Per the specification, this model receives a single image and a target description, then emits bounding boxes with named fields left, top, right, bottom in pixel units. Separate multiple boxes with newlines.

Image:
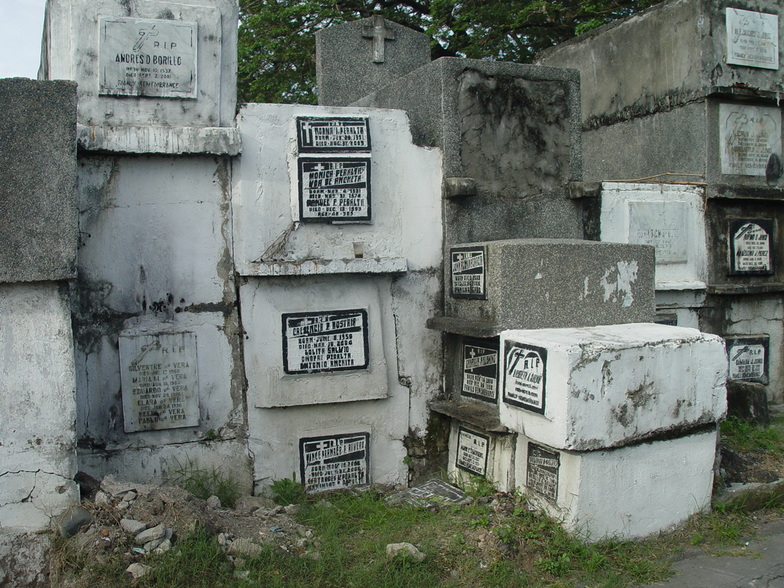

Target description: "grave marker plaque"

left=726, top=336, right=769, bottom=383
left=456, top=427, right=489, bottom=476
left=527, top=443, right=560, bottom=502
left=628, top=201, right=688, bottom=264
left=450, top=246, right=486, bottom=299
left=299, top=432, right=370, bottom=492
left=99, top=17, right=197, bottom=98
left=298, top=158, right=371, bottom=222
left=729, top=219, right=774, bottom=275
left=720, top=104, right=782, bottom=176
left=726, top=8, right=779, bottom=70
left=461, top=337, right=499, bottom=402
left=119, top=332, right=200, bottom=432
left=282, top=309, right=369, bottom=374
left=297, top=117, right=371, bottom=152
left=503, top=342, right=547, bottom=414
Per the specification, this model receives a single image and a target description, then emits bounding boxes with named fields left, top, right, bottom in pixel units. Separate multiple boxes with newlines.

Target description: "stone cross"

left=362, top=15, right=396, bottom=63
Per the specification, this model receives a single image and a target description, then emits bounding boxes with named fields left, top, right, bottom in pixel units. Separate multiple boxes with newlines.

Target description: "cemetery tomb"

left=447, top=421, right=515, bottom=493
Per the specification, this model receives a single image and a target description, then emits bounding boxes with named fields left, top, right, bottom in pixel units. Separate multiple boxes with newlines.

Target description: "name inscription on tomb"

left=503, top=342, right=546, bottom=414
left=462, top=337, right=499, bottom=402
left=451, top=246, right=486, bottom=299
left=298, top=158, right=371, bottom=222
left=297, top=117, right=371, bottom=152
left=726, top=336, right=769, bottom=383
left=729, top=219, right=774, bottom=275
left=99, top=17, right=197, bottom=98
left=527, top=443, right=560, bottom=503
left=300, top=432, right=370, bottom=492
left=726, top=8, right=779, bottom=70
left=628, top=201, right=688, bottom=264
left=282, top=309, right=369, bottom=374
left=119, top=332, right=200, bottom=433
left=720, top=104, right=782, bottom=176
left=456, top=427, right=489, bottom=477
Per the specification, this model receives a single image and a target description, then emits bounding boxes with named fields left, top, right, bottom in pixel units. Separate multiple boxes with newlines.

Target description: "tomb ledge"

left=707, top=283, right=784, bottom=295
left=709, top=86, right=784, bottom=104
left=77, top=124, right=242, bottom=156
left=707, top=185, right=784, bottom=201
left=241, top=257, right=408, bottom=277
left=429, top=400, right=510, bottom=434
left=426, top=316, right=503, bottom=338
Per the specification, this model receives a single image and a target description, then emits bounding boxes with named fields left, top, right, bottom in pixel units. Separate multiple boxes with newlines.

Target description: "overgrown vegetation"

left=721, top=414, right=784, bottom=454
left=164, top=458, right=241, bottom=508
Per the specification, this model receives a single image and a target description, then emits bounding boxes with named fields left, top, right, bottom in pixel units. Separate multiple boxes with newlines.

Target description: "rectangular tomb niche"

left=455, top=427, right=490, bottom=477
left=726, top=8, right=779, bottom=71
left=502, top=341, right=547, bottom=415
left=628, top=201, right=688, bottom=264
left=719, top=103, right=782, bottom=177
left=299, top=432, right=370, bottom=492
left=296, top=117, right=371, bottom=152
left=99, top=17, right=198, bottom=98
left=450, top=246, right=487, bottom=299
left=298, top=158, right=371, bottom=222
left=119, top=332, right=200, bottom=433
left=461, top=337, right=499, bottom=403
left=725, top=336, right=769, bottom=384
left=728, top=219, right=775, bottom=275
left=282, top=309, right=369, bottom=374
left=526, top=442, right=560, bottom=503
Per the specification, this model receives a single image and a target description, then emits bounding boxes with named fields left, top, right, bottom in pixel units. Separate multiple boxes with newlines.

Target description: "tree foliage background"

left=238, top=0, right=659, bottom=105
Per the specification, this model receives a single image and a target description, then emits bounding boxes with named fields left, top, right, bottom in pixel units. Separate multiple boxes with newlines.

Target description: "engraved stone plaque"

left=119, top=332, right=199, bottom=432
left=299, top=432, right=370, bottom=492
left=298, top=158, right=371, bottom=222
left=628, top=201, right=688, bottom=264
left=456, top=427, right=489, bottom=476
left=99, top=17, right=197, bottom=98
left=726, top=8, right=779, bottom=70
left=462, top=337, right=499, bottom=402
left=726, top=336, right=769, bottom=383
left=720, top=104, right=782, bottom=176
left=451, top=246, right=486, bottom=299
left=527, top=442, right=560, bottom=502
left=503, top=342, right=546, bottom=414
left=729, top=219, right=774, bottom=275
left=297, top=117, right=371, bottom=152
left=282, top=309, right=369, bottom=374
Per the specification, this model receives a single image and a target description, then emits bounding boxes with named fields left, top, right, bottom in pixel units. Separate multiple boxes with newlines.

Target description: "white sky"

left=0, top=0, right=47, bottom=78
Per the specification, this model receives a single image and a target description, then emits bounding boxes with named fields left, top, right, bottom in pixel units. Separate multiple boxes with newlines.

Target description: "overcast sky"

left=0, top=0, right=47, bottom=78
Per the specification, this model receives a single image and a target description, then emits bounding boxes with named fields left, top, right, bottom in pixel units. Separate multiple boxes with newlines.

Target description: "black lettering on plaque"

left=456, top=427, right=490, bottom=477
left=298, top=158, right=371, bottom=222
left=729, top=219, right=774, bottom=275
left=282, top=309, right=369, bottom=375
left=451, top=246, right=486, bottom=299
left=461, top=336, right=499, bottom=402
left=299, top=432, right=370, bottom=493
left=503, top=341, right=546, bottom=414
left=725, top=335, right=769, bottom=384
left=527, top=442, right=560, bottom=502
left=297, top=117, right=371, bottom=152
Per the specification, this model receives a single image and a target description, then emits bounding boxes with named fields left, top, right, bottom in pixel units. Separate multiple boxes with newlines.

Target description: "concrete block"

left=444, top=239, right=656, bottom=332
left=499, top=323, right=727, bottom=451
left=447, top=420, right=515, bottom=493
left=516, top=428, right=718, bottom=540
left=0, top=78, right=77, bottom=283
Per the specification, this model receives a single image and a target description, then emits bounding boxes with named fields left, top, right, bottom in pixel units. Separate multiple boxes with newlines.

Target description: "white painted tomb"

left=447, top=420, right=515, bottom=493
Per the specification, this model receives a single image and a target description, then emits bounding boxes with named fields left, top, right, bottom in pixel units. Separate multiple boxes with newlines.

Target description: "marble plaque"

left=628, top=201, right=688, bottom=264
left=726, top=336, right=769, bottom=383
left=503, top=342, right=546, bottom=414
left=729, top=219, right=774, bottom=275
left=386, top=480, right=467, bottom=507
left=451, top=246, right=486, bottom=299
left=298, top=158, right=371, bottom=222
left=282, top=309, right=369, bottom=374
left=462, top=337, right=499, bottom=402
left=297, top=117, right=371, bottom=152
left=527, top=443, right=559, bottom=502
left=299, top=432, right=369, bottom=492
left=456, top=427, right=489, bottom=476
left=99, top=17, right=197, bottom=98
left=726, top=8, right=779, bottom=70
left=720, top=104, right=782, bottom=176
left=119, top=332, right=199, bottom=432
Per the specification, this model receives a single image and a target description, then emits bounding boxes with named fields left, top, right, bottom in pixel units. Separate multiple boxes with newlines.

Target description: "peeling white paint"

left=600, top=260, right=638, bottom=307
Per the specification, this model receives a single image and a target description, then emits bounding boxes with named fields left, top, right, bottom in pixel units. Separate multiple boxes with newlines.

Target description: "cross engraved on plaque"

left=362, top=15, right=396, bottom=63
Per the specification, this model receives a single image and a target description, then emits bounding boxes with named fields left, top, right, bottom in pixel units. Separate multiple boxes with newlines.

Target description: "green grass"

left=164, top=457, right=241, bottom=508
left=721, top=415, right=784, bottom=454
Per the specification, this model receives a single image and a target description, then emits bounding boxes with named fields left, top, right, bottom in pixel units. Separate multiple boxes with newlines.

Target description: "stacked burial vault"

left=3, top=0, right=736, bottom=544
